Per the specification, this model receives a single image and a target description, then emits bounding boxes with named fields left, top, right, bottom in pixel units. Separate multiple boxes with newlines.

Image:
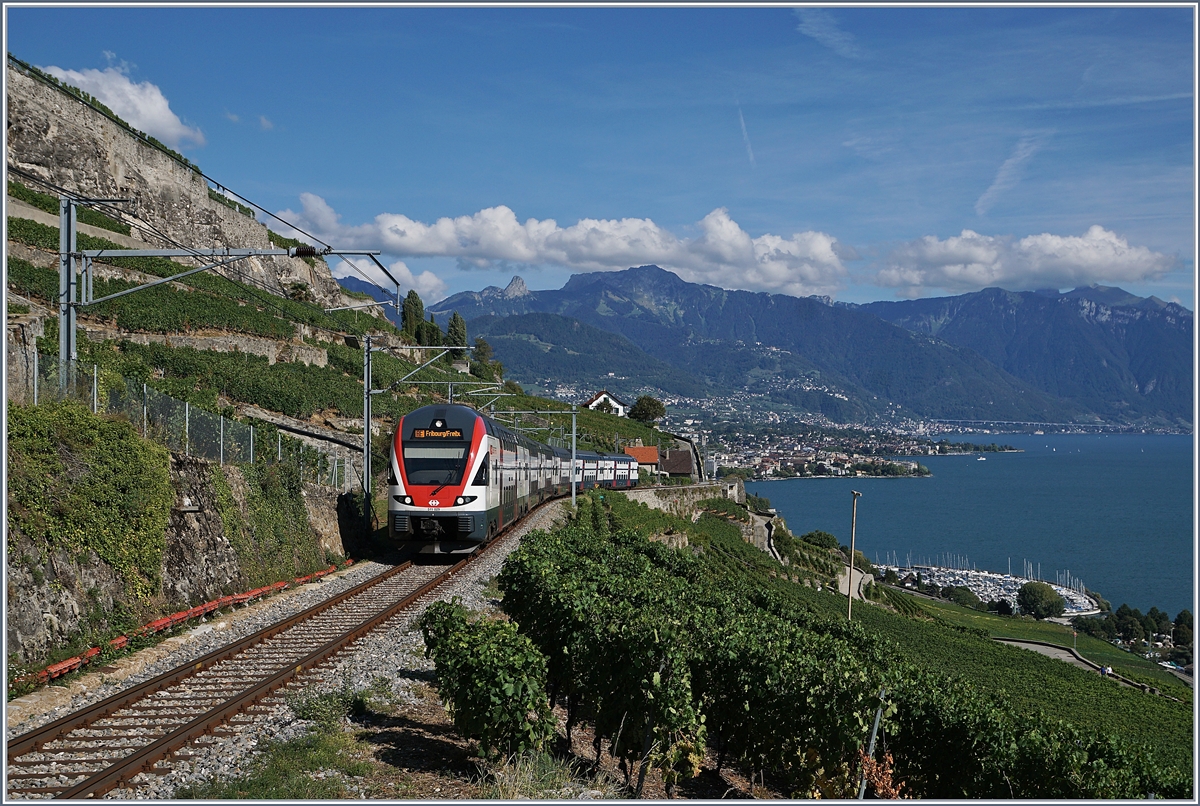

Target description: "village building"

left=623, top=446, right=661, bottom=475
left=582, top=390, right=630, bottom=417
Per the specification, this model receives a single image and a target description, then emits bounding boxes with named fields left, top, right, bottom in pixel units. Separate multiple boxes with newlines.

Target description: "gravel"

left=17, top=500, right=570, bottom=799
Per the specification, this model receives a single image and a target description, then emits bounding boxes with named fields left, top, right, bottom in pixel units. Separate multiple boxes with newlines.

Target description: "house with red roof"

left=624, top=446, right=660, bottom=474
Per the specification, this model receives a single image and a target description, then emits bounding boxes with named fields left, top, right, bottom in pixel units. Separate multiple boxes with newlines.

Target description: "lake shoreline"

left=746, top=433, right=1193, bottom=617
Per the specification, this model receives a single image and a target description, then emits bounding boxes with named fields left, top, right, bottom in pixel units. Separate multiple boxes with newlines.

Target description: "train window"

left=472, top=458, right=489, bottom=487
left=403, top=444, right=468, bottom=485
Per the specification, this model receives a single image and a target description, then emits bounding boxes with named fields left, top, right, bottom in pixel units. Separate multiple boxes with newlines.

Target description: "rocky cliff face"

left=6, top=454, right=346, bottom=666
left=5, top=64, right=353, bottom=310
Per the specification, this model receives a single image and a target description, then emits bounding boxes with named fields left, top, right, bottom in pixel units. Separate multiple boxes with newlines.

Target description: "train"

left=388, top=403, right=639, bottom=553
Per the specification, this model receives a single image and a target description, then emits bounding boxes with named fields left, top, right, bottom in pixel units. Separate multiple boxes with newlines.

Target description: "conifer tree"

left=417, top=312, right=443, bottom=347
left=401, top=290, right=424, bottom=339
left=447, top=311, right=468, bottom=359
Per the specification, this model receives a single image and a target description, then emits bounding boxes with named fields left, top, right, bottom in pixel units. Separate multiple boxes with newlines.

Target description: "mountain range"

left=855, top=287, right=1192, bottom=424
left=339, top=266, right=1191, bottom=427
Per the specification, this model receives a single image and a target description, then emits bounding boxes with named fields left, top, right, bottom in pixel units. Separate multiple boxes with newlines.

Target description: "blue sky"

left=6, top=5, right=1195, bottom=307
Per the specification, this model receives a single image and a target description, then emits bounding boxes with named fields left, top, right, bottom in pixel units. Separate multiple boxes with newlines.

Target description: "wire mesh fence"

left=17, top=353, right=358, bottom=490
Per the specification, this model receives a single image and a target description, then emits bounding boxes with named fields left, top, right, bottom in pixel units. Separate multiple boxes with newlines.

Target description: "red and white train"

left=388, top=404, right=639, bottom=553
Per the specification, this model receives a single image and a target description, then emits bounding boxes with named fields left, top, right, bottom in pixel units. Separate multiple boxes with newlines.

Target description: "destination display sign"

left=412, top=428, right=463, bottom=439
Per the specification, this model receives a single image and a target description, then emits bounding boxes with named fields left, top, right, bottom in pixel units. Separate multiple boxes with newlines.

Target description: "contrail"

left=738, top=104, right=756, bottom=168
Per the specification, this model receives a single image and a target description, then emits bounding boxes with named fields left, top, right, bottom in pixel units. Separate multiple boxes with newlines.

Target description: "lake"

left=746, top=433, right=1194, bottom=617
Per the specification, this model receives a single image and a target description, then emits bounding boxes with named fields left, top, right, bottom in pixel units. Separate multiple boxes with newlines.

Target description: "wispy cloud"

left=275, top=195, right=850, bottom=298
left=224, top=110, right=240, bottom=123
left=41, top=62, right=205, bottom=149
left=975, top=132, right=1053, bottom=216
left=737, top=104, right=756, bottom=168
left=1010, top=92, right=1192, bottom=112
left=876, top=226, right=1177, bottom=296
left=259, top=115, right=274, bottom=130
left=793, top=8, right=863, bottom=59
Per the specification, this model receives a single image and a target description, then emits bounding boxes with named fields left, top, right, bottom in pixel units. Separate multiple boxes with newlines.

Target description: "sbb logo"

left=428, top=500, right=440, bottom=507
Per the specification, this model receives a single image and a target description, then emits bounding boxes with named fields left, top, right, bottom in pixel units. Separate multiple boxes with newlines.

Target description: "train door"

left=484, top=435, right=500, bottom=533
left=501, top=440, right=516, bottom=525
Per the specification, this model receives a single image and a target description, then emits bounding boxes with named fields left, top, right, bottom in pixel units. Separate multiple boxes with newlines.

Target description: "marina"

left=877, top=563, right=1102, bottom=616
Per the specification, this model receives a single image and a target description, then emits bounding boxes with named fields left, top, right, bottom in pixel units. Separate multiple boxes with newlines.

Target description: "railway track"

left=5, top=554, right=475, bottom=800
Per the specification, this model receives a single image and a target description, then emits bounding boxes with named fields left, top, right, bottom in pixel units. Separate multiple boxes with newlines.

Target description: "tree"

left=799, top=530, right=839, bottom=550
left=415, top=313, right=443, bottom=347
left=473, top=336, right=493, bottom=364
left=944, top=585, right=981, bottom=609
left=1117, top=615, right=1145, bottom=644
left=988, top=599, right=1014, bottom=616
left=1016, top=581, right=1065, bottom=620
left=447, top=311, right=468, bottom=359
left=1175, top=608, right=1193, bottom=630
left=401, top=289, right=424, bottom=338
left=628, top=395, right=665, bottom=425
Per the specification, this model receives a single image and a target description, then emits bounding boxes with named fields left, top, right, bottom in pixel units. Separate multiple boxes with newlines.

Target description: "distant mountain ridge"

left=430, top=266, right=1098, bottom=424
left=423, top=268, right=1192, bottom=427
left=467, top=312, right=711, bottom=398
left=856, top=287, right=1192, bottom=424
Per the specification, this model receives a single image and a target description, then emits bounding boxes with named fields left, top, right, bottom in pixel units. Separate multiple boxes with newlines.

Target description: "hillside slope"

left=467, top=312, right=711, bottom=398
left=6, top=58, right=356, bottom=311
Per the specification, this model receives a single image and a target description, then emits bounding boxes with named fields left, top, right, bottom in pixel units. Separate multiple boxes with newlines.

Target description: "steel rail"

left=52, top=559, right=467, bottom=799
left=7, top=495, right=546, bottom=800
left=7, top=562, right=412, bottom=759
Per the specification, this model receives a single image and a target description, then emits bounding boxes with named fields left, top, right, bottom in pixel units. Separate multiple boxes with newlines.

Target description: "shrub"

left=6, top=400, right=172, bottom=601
left=420, top=599, right=556, bottom=758
left=800, top=530, right=839, bottom=550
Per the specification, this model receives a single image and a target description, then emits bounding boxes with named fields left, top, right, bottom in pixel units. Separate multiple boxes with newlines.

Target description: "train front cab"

left=390, top=405, right=495, bottom=554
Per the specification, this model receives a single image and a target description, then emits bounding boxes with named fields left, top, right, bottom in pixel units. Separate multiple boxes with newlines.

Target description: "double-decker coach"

left=390, top=403, right=641, bottom=553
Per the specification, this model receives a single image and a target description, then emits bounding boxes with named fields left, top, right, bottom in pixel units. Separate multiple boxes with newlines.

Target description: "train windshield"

left=403, top=444, right=469, bottom=485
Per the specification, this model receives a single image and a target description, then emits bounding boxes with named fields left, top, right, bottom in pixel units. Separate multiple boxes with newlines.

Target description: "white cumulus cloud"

left=876, top=226, right=1177, bottom=296
left=275, top=195, right=849, bottom=298
left=333, top=256, right=448, bottom=303
left=40, top=64, right=205, bottom=150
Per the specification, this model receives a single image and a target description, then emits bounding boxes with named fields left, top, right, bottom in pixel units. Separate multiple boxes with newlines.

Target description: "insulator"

left=292, top=245, right=318, bottom=258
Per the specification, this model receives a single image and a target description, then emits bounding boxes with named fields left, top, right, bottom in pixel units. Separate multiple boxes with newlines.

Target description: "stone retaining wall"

left=623, top=480, right=743, bottom=519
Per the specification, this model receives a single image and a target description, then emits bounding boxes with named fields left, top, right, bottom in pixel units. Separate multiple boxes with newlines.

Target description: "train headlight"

left=454, top=495, right=477, bottom=506
left=394, top=495, right=413, bottom=505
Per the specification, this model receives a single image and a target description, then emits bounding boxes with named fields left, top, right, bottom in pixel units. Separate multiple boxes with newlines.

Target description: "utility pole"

left=362, top=334, right=373, bottom=529
left=848, top=490, right=862, bottom=621
left=58, top=197, right=76, bottom=390
left=571, top=405, right=577, bottom=509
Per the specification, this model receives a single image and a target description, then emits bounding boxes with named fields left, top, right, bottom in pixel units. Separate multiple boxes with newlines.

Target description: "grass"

left=174, top=678, right=624, bottom=800
left=913, top=594, right=1192, bottom=701
left=475, top=750, right=624, bottom=800
left=174, top=729, right=376, bottom=799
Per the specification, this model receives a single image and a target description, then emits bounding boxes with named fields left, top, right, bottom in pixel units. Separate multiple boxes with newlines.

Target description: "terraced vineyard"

left=497, top=490, right=1191, bottom=798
